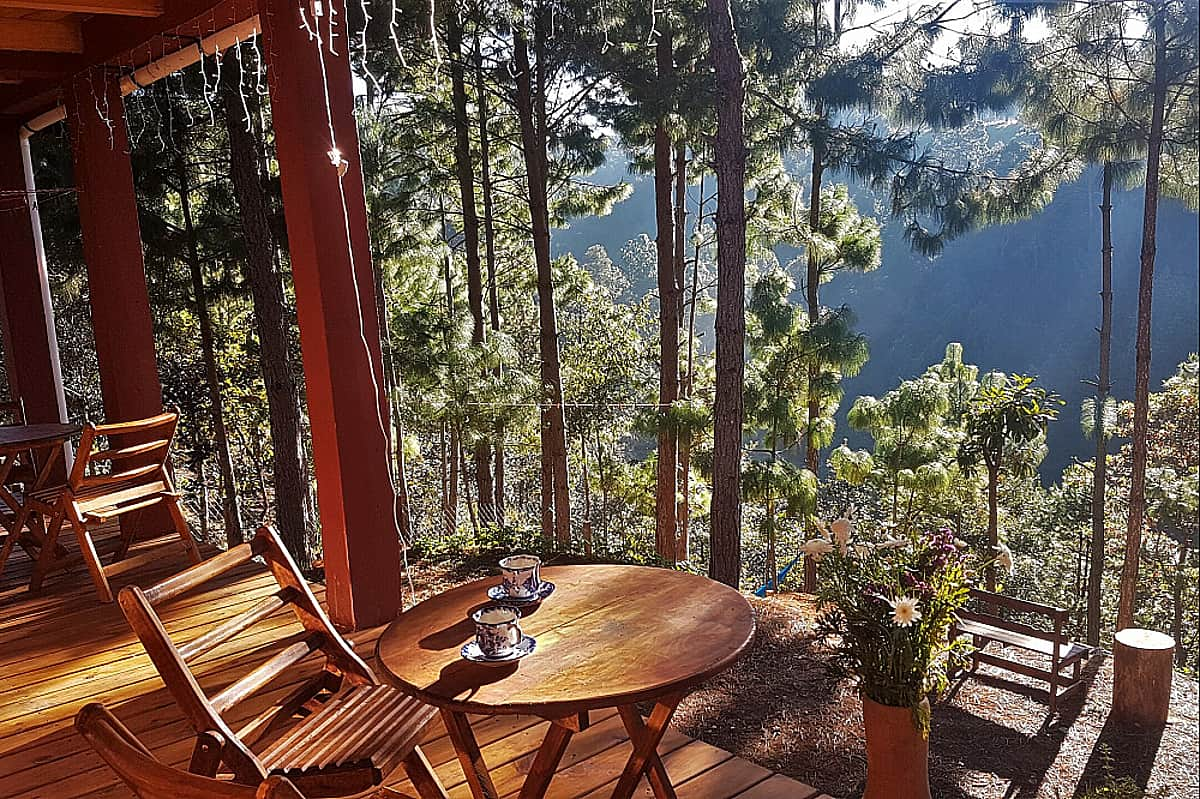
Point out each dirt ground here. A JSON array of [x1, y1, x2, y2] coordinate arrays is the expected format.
[[672, 594, 1200, 799], [406, 558, 1199, 799]]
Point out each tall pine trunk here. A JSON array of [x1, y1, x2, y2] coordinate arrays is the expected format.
[[515, 11, 570, 546], [477, 36, 505, 525], [1088, 162, 1114, 646], [986, 462, 999, 593], [803, 150, 824, 592], [1118, 8, 1168, 632], [172, 126, 243, 548], [653, 25, 679, 563], [706, 0, 746, 588], [441, 209, 460, 538], [223, 73, 311, 563], [675, 146, 691, 561], [448, 13, 495, 528]]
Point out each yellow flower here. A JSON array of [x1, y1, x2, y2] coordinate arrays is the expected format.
[[888, 596, 922, 628]]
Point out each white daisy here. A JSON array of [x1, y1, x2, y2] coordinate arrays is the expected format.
[[830, 518, 853, 551], [889, 596, 922, 628], [800, 538, 834, 559], [994, 542, 1014, 573]]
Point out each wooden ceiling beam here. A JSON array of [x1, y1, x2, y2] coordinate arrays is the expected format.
[[0, 0, 162, 16], [0, 18, 83, 52]]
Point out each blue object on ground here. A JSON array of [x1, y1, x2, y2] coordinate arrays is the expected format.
[[753, 554, 801, 597]]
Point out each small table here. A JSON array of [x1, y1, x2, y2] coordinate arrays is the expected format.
[[0, 423, 80, 577], [375, 564, 755, 799]]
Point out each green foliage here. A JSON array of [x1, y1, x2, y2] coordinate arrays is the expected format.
[[834, 344, 983, 529], [1001, 356, 1198, 672], [958, 374, 1063, 479]]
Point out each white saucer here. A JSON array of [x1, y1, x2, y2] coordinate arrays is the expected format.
[[487, 581, 555, 604], [460, 635, 537, 665]]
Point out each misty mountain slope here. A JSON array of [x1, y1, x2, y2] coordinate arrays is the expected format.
[[555, 160, 1200, 478]]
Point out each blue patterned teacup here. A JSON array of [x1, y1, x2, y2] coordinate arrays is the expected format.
[[499, 554, 542, 600], [472, 605, 523, 658]]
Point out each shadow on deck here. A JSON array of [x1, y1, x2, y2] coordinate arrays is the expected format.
[[0, 529, 829, 799]]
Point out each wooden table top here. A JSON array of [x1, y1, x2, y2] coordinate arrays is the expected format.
[[0, 422, 81, 451], [375, 564, 756, 716]]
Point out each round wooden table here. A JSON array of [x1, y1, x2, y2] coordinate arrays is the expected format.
[[376, 564, 755, 799]]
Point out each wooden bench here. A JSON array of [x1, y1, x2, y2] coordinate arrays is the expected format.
[[951, 588, 1091, 713]]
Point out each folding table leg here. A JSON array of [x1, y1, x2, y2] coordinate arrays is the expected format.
[[611, 698, 681, 799], [517, 718, 576, 799], [440, 708, 500, 799], [617, 705, 678, 799], [29, 506, 66, 593]]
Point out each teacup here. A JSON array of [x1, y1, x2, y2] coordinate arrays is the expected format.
[[499, 554, 542, 599], [472, 605, 523, 658]]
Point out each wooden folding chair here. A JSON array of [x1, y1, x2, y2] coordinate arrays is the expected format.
[[25, 411, 201, 601], [118, 526, 448, 799], [0, 398, 37, 488], [75, 703, 413, 799], [1, 397, 46, 576]]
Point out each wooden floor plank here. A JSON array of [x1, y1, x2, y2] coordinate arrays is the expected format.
[[730, 770, 823, 798], [0, 539, 829, 799]]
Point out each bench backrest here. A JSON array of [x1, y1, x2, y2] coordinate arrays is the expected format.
[[118, 526, 377, 785], [962, 588, 1071, 644], [75, 703, 307, 799]]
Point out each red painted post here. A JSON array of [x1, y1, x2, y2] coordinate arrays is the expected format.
[[66, 71, 171, 531], [66, 72, 164, 424], [260, 0, 401, 627], [0, 122, 69, 449]]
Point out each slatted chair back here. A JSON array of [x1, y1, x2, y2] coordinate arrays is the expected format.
[[0, 398, 25, 425], [0, 397, 36, 484], [75, 703, 307, 799], [118, 526, 379, 785], [69, 411, 178, 496]]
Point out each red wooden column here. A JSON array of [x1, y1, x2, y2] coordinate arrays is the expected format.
[[260, 0, 401, 627], [0, 121, 69, 442], [66, 71, 164, 426], [65, 71, 170, 532]]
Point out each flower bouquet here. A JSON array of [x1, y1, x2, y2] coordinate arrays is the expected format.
[[810, 519, 975, 799]]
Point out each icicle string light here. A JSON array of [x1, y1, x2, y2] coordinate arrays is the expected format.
[[358, 0, 383, 95], [389, 0, 407, 68], [235, 39, 254, 131]]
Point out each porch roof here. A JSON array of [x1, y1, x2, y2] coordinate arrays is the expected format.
[[0, 0, 252, 122]]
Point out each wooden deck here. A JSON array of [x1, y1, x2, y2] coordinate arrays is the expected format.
[[0, 529, 828, 799]]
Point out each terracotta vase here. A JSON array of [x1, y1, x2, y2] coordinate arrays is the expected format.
[[861, 695, 932, 799]]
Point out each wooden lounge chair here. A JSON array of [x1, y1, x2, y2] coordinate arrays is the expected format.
[[24, 411, 201, 601], [75, 702, 412, 799], [118, 526, 448, 799]]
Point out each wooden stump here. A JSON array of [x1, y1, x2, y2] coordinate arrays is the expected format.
[[1112, 628, 1175, 728]]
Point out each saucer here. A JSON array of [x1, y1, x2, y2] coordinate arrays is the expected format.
[[487, 581, 555, 604], [460, 635, 537, 665]]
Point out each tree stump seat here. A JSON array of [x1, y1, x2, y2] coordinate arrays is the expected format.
[[1112, 628, 1175, 729]]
